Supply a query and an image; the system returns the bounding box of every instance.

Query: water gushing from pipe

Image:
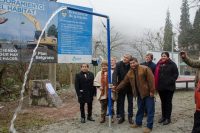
[9,6,67,133]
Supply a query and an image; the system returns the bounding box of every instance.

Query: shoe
[81,118,85,123]
[118,117,125,124]
[128,117,134,124]
[163,119,171,125]
[143,127,152,133]
[100,117,105,123]
[116,115,120,118]
[158,117,165,123]
[87,117,95,121]
[130,124,141,128]
[111,117,114,123]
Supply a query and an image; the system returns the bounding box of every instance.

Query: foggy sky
[58,0,196,37]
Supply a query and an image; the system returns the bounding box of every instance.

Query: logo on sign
[61,10,67,17]
[72,56,81,62]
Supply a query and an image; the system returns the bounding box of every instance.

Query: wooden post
[48,63,56,90]
[69,63,73,89]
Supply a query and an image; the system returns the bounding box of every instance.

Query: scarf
[154,59,169,89]
[101,71,108,97]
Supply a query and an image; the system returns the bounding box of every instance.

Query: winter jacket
[112,61,131,92]
[141,61,156,74]
[116,65,155,99]
[93,71,116,100]
[157,60,179,91]
[75,71,95,103]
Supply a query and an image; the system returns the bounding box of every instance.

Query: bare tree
[142,29,164,51]
[93,27,127,59]
[129,39,147,60]
[128,29,164,60]
[189,0,200,8]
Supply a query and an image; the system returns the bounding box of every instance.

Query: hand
[180,51,186,59]
[112,86,116,92]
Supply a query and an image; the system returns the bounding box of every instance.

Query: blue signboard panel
[57,5,93,63]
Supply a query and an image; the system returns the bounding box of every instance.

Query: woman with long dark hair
[155,52,179,125]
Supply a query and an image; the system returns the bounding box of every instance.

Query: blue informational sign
[57,5,93,63]
[0,0,93,63]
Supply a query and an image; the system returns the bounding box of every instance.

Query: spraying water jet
[9,6,67,133]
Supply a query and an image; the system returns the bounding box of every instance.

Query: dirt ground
[0,89,196,133]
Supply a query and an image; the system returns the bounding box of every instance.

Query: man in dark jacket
[112,54,133,124]
[75,64,95,123]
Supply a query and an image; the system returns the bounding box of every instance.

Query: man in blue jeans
[115,57,155,133]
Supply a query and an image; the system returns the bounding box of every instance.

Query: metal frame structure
[67,7,113,127]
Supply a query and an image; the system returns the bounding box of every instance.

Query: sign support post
[66,6,112,127]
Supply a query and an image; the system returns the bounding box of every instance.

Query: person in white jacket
[94,60,115,123]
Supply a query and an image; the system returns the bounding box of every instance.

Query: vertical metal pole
[106,18,112,127]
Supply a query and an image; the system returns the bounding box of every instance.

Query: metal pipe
[67,6,112,127]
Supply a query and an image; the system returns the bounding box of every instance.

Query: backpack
[195,80,200,111]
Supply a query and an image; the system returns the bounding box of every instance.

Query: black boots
[81,117,95,123]
[81,118,85,123]
[118,117,125,124]
[128,117,134,124]
[158,117,166,123]
[163,119,171,125]
[158,117,171,125]
[87,117,95,121]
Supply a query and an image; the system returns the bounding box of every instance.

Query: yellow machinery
[0,10,57,50]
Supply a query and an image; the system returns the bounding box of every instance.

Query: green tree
[163,10,173,51]
[178,0,192,49]
[191,8,200,51]
[47,24,57,38]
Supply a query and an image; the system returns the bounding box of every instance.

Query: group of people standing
[74,51,199,133]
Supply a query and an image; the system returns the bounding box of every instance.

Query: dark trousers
[100,99,114,117]
[192,110,200,133]
[135,96,155,129]
[117,90,133,118]
[158,90,174,119]
[80,102,92,118]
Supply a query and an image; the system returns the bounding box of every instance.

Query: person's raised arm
[180,51,200,68]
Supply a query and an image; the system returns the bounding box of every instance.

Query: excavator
[0,10,57,50]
